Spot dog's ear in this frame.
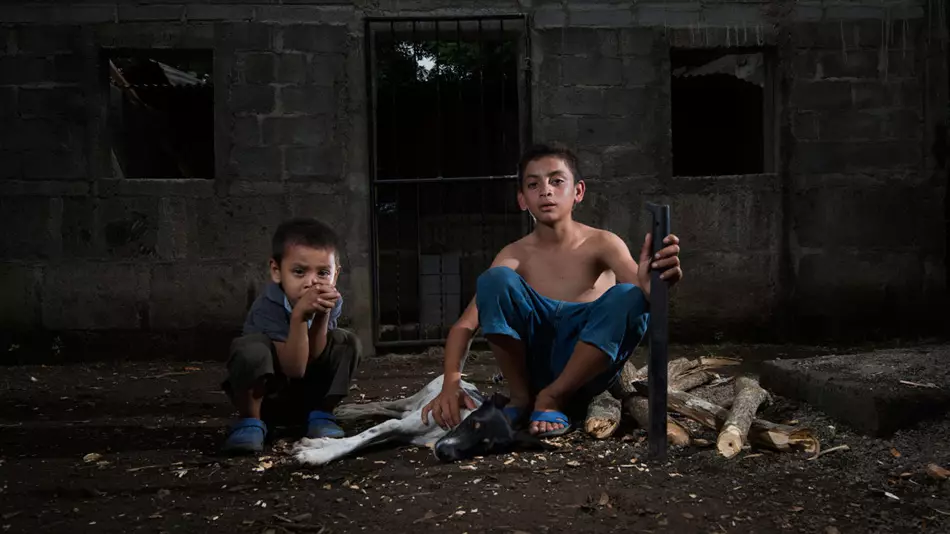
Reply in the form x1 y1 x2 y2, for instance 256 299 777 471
512 430 556 451
490 392 510 409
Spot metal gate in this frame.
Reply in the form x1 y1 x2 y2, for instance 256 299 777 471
365 15 533 348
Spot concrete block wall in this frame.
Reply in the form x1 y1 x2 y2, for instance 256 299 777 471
0 0 946 361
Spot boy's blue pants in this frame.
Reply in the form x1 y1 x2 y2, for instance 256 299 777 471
475 266 650 398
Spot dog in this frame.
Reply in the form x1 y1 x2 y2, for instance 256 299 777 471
292 340 552 465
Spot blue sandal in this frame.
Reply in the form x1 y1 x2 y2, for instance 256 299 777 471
221 418 267 455
307 410 345 439
530 410 572 437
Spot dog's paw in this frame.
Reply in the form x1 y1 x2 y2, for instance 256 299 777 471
294 446 340 466
293 437 335 451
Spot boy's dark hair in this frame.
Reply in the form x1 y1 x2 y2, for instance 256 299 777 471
271 217 341 265
517 142 582 186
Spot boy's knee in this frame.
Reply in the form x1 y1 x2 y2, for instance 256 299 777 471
327 328 362 367
227 333 275 389
601 283 649 315
476 266 520 297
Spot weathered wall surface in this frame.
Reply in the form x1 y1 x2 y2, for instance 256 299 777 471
0 1 946 361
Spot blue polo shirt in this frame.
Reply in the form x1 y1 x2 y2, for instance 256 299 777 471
243 282 343 342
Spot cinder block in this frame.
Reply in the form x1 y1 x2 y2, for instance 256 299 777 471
277 53 308 84
117 4 185 22
262 116 333 146
792 111 819 140
42 263 150 330
851 81 900 109
603 87 650 117
672 188 781 253
149 262 251 329
667 250 778 322
817 109 885 141
637 2 701 27
15 25 80 55
790 140 919 174
281 25 348 53
280 86 335 115
236 52 276 84
232 116 262 147
0 263 42 329
621 57 657 87
186 5 254 22
0 87 14 117
533 6 566 29
307 54 345 86
0 56 52 85
568 8 634 28
818 50 881 79
578 117 636 147
256 6 354 25
229 146 282 179
789 80 852 110
17 87 84 118
21 149 86 180
619 28 654 57
884 109 921 140
61 197 98 258
231 84 276 114
285 147 342 176
562 56 622 86
0 151 20 179
224 22 277 51
156 197 191 261
549 86 603 115
600 144 656 177
287 193 346 227
793 185 939 250
0 197 56 260
536 116 578 143
194 196 289 260
98 196 162 259
702 4 764 26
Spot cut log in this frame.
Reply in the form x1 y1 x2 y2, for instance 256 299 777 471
716 376 772 458
614 356 738 397
670 370 716 392
622 396 691 447
585 390 622 439
660 387 818 454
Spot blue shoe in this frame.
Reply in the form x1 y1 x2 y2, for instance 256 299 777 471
221 418 267 455
307 410 345 439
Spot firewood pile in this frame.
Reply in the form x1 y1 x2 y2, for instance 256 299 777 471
584 357 820 457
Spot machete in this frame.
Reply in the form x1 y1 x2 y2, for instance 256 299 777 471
645 202 671 461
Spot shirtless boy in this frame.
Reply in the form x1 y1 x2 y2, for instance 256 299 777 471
421 143 683 437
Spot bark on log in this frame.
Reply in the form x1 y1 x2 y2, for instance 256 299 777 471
664 389 819 454
585 390 622 439
622 396 691 447
716 376 772 458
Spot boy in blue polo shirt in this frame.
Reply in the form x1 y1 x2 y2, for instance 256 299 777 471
220 218 362 455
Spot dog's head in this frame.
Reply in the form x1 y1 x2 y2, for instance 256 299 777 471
433 392 552 462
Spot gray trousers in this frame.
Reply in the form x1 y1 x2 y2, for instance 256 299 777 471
222 328 362 425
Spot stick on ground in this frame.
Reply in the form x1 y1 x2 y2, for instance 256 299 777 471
716 376 772 458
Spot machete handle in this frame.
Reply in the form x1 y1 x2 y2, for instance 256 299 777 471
645 202 671 259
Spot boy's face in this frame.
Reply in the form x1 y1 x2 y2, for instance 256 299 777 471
517 155 585 224
269 244 339 306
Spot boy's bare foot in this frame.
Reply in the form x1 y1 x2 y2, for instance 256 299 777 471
529 390 569 435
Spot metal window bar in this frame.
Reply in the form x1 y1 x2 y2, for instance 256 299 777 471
366 15 532 348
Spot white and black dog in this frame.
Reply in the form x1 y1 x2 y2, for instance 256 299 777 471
292 342 552 466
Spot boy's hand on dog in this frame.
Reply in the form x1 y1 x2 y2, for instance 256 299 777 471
294 283 340 318
637 233 682 298
421 382 478 429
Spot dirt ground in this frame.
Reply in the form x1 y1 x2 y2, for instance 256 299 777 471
1 344 948 534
